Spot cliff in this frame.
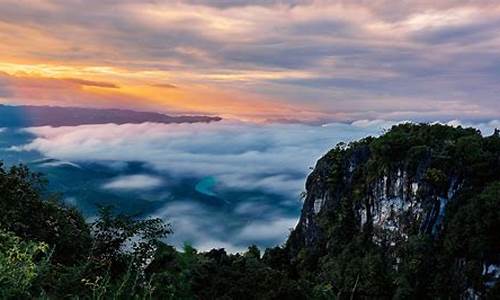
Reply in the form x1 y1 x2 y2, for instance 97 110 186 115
287 123 500 298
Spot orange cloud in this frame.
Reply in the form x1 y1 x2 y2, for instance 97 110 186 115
0 62 325 122
63 78 119 89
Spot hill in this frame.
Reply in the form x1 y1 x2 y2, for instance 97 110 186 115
0 104 221 127
288 123 500 298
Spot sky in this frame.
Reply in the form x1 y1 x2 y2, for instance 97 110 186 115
1 0 500 122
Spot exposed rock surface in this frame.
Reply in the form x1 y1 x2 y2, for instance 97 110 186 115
292 146 461 251
287 123 500 298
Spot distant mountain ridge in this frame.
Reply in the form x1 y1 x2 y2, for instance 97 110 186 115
0 104 222 127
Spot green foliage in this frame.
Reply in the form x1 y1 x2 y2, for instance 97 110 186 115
0 162 174 299
393 234 435 299
144 243 200 299
311 283 336 300
188 248 305 300
0 162 91 265
0 230 48 299
325 144 348 187
314 237 393 298
445 182 500 260
45 206 172 299
435 182 500 297
424 168 448 192
244 245 261 259
91 205 172 266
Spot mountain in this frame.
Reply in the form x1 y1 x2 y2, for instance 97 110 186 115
286 123 500 298
0 105 221 127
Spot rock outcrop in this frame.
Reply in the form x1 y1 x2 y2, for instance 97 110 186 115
287 123 500 298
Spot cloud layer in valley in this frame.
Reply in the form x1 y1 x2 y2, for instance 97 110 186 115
102 174 164 191
14 121 393 197
10 119 500 251
11 120 393 250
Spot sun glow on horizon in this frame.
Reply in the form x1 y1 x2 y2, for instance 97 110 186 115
0 61 325 122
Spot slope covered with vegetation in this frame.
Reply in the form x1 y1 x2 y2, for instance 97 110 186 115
0 123 499 299
288 123 500 299
0 164 302 299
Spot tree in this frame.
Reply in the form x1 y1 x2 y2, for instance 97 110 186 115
0 230 48 299
0 163 91 265
91 205 172 273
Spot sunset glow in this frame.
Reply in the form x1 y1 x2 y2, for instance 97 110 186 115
1 1 500 122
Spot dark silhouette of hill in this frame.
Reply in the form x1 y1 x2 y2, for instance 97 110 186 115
0 104 221 127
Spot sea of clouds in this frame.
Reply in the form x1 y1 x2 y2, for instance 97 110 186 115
14 120 398 196
10 119 500 252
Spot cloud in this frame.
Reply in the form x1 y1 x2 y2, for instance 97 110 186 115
238 217 298 242
63 78 119 89
150 83 178 89
9 120 397 251
0 72 149 112
152 200 297 253
234 200 274 216
442 119 500 136
10 119 500 251
14 119 500 197
102 174 164 191
152 201 248 253
13 120 391 197
39 160 82 169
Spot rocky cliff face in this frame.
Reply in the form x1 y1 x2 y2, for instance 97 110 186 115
292 145 461 251
286 124 500 298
